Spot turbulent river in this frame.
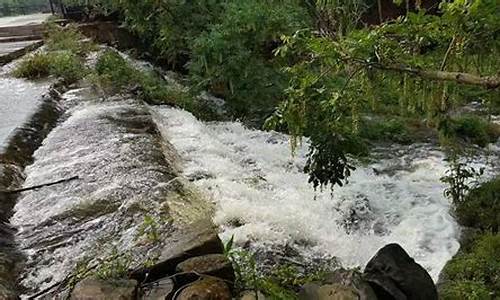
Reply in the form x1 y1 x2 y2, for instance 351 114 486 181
152 106 500 282
2 52 499 295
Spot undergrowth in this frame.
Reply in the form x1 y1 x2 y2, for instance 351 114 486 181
224 237 334 299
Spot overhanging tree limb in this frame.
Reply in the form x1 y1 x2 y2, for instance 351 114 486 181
350 58 500 89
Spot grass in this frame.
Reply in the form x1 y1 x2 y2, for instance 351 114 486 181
439 233 500 299
94 49 220 118
13 51 87 83
12 52 52 79
44 23 96 55
13 23 93 84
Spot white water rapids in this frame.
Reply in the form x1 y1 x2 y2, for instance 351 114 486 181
152 106 499 281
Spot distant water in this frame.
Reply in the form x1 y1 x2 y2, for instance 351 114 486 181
153 106 500 281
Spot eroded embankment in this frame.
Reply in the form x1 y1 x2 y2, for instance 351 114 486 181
11 87 212 297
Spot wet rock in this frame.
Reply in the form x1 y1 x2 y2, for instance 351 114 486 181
176 254 235 284
363 243 438 300
139 278 174 300
71 278 138 300
299 269 377 300
176 277 231 300
131 219 224 283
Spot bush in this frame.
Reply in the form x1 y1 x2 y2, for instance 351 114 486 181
44 23 95 55
188 0 311 121
441 115 500 147
360 118 411 144
455 177 500 233
50 52 88 83
440 233 500 299
440 280 492 300
12 53 52 79
13 51 86 83
94 50 136 92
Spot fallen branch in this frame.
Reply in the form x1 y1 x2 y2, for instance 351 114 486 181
1 176 79 194
350 58 500 89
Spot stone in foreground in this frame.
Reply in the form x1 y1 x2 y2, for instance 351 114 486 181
363 243 438 300
131 219 224 283
71 278 137 300
176 254 235 284
176 277 231 300
299 269 377 300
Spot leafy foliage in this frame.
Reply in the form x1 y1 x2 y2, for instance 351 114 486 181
455 176 500 233
441 154 484 205
269 0 500 188
188 0 310 121
226 247 332 299
440 115 500 147
440 233 500 299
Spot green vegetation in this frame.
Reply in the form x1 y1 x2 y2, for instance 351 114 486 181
223 236 336 299
455 176 500 233
12 52 51 79
227 247 334 299
63 0 499 189
440 234 500 299
440 175 500 299
441 115 500 147
13 24 91 83
13 51 86 83
0 0 49 16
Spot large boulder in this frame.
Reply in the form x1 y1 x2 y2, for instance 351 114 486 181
363 243 438 300
71 278 137 300
130 219 224 283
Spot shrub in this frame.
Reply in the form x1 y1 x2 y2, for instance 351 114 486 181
44 23 95 55
13 51 87 83
440 233 500 299
455 177 500 233
188 0 311 121
360 118 411 144
12 53 52 79
440 280 491 300
50 51 87 83
94 50 136 92
441 115 500 147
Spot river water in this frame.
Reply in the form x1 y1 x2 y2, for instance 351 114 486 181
5 50 499 295
152 106 500 281
0 73 50 151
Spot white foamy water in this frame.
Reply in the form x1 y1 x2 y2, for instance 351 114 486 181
152 107 499 281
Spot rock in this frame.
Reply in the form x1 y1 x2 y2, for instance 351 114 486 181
298 269 377 300
139 278 174 300
176 277 231 300
176 254 235 284
240 290 267 300
71 278 137 300
130 218 224 283
363 243 438 300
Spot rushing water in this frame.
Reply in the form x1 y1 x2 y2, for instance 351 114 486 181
153 106 500 281
0 75 50 150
